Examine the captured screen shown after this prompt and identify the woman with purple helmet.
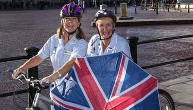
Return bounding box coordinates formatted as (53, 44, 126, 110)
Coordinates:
(12, 3, 87, 105)
(87, 8, 132, 59)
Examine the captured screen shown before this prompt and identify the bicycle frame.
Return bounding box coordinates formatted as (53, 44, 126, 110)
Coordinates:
(31, 92, 53, 110)
(25, 83, 53, 110)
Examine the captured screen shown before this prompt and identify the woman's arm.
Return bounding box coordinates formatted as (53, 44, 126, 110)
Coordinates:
(40, 57, 76, 83)
(12, 55, 43, 79)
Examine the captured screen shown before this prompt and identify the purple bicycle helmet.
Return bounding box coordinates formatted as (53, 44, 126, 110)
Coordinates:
(60, 3, 83, 18)
(94, 8, 117, 23)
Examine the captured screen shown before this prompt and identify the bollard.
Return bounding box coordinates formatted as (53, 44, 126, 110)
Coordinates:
(100, 4, 107, 10)
(127, 36, 139, 64)
(24, 46, 40, 108)
(188, 3, 190, 13)
(120, 3, 127, 17)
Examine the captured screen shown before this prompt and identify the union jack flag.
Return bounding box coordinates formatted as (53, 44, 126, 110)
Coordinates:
(51, 52, 160, 110)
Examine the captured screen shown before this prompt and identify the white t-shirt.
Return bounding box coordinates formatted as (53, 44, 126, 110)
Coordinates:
(38, 34, 88, 84)
(87, 33, 132, 59)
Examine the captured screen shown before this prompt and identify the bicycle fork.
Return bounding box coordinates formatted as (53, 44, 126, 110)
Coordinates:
(26, 92, 53, 110)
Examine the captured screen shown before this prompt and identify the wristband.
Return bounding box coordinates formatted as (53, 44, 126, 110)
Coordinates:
(56, 71, 61, 78)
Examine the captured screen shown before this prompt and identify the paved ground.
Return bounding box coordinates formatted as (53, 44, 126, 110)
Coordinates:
(159, 75, 193, 110)
(0, 6, 193, 110)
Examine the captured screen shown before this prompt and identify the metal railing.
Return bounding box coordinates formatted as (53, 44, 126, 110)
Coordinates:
(160, 3, 193, 13)
(0, 46, 39, 108)
(127, 35, 193, 69)
(140, 2, 193, 13)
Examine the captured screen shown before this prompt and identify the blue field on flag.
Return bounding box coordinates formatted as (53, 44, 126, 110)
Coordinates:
(51, 52, 160, 110)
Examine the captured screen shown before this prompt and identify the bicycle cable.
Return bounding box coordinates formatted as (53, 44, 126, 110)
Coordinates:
(12, 75, 34, 109)
(13, 82, 29, 109)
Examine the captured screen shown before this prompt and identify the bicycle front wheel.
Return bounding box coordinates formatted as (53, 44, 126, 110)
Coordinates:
(158, 89, 175, 110)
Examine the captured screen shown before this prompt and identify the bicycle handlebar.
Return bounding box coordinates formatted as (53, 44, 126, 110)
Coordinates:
(7, 69, 53, 89)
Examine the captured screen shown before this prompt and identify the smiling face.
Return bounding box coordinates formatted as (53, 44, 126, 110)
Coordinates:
(96, 17, 115, 40)
(62, 17, 80, 33)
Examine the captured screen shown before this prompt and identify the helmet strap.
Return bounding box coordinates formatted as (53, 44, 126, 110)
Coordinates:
(63, 27, 78, 40)
(65, 28, 77, 35)
(62, 19, 81, 40)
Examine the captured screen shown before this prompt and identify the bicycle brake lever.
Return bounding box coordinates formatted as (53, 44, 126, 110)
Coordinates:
(30, 80, 41, 88)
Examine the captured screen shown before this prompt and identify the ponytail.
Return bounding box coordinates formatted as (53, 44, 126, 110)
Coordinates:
(76, 27, 86, 40)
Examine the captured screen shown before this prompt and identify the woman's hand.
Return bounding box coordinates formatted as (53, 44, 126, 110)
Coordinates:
(12, 68, 25, 79)
(40, 74, 57, 85)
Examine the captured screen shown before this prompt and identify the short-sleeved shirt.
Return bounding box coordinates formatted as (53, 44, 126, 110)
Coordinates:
(87, 33, 132, 59)
(38, 34, 88, 84)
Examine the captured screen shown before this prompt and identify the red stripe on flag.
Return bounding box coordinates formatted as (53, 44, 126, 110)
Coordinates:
(74, 57, 158, 110)
(111, 55, 126, 97)
(74, 58, 107, 109)
(106, 77, 157, 109)
(52, 97, 81, 110)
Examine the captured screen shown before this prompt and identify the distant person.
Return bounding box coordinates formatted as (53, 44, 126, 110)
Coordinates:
(177, 0, 181, 11)
(87, 8, 132, 59)
(82, 0, 86, 13)
(78, 0, 82, 8)
(171, 0, 176, 10)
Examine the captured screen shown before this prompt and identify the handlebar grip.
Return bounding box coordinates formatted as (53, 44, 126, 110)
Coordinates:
(7, 69, 14, 73)
(41, 82, 54, 89)
(42, 82, 50, 87)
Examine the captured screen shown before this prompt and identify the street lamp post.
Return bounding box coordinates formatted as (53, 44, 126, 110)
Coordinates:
(95, 0, 97, 8)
